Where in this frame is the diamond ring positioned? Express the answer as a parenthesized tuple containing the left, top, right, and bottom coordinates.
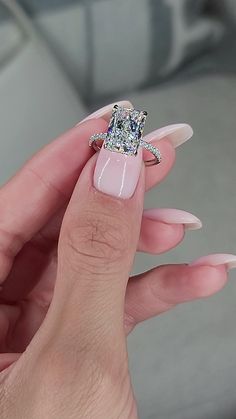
(89, 105, 161, 166)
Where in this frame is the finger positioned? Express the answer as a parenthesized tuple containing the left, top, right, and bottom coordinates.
(124, 263, 229, 333)
(45, 142, 145, 357)
(0, 205, 67, 302)
(139, 220, 185, 254)
(0, 205, 201, 304)
(0, 119, 106, 244)
(0, 259, 232, 361)
(0, 100, 132, 255)
(0, 205, 201, 303)
(0, 353, 20, 372)
(0, 119, 107, 282)
(138, 208, 202, 254)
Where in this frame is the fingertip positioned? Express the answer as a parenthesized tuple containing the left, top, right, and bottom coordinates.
(139, 219, 185, 254)
(187, 264, 228, 298)
(78, 100, 134, 124)
(74, 117, 108, 135)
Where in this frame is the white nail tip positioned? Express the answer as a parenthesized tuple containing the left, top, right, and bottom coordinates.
(144, 123, 193, 149)
(143, 209, 202, 230)
(184, 221, 203, 231)
(171, 124, 193, 148)
(190, 254, 236, 270)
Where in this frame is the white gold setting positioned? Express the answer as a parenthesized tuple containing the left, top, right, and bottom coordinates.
(89, 105, 161, 166)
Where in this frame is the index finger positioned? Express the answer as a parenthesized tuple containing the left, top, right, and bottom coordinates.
(0, 119, 106, 252)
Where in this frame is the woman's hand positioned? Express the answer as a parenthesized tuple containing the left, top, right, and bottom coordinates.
(0, 101, 235, 418)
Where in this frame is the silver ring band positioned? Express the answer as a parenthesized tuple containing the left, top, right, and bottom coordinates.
(89, 133, 161, 166)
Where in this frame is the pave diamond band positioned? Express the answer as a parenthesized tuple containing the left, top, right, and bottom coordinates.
(140, 139, 162, 166)
(89, 133, 107, 149)
(89, 133, 161, 166)
(89, 105, 161, 166)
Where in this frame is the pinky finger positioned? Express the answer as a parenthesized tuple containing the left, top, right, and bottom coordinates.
(124, 263, 229, 334)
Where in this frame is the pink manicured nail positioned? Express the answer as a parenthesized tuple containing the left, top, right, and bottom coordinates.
(79, 100, 133, 124)
(144, 208, 202, 230)
(144, 123, 193, 148)
(94, 148, 142, 199)
(190, 254, 236, 271)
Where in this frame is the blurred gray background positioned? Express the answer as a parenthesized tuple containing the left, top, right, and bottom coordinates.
(0, 1, 236, 418)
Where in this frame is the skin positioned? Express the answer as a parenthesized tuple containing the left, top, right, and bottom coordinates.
(0, 118, 228, 418)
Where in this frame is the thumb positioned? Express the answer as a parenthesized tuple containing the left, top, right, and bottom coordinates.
(8, 123, 146, 419)
(50, 132, 145, 350)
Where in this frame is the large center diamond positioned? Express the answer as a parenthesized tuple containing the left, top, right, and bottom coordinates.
(104, 105, 147, 156)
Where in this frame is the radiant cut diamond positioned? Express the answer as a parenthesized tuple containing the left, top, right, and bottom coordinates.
(104, 105, 147, 156)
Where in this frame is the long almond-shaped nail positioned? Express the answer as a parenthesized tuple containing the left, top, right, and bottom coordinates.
(79, 100, 133, 124)
(94, 148, 142, 199)
(144, 123, 193, 148)
(190, 254, 236, 271)
(144, 208, 202, 230)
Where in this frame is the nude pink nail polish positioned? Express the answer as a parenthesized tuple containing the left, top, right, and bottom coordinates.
(94, 148, 142, 199)
(144, 123, 193, 148)
(143, 208, 202, 230)
(79, 100, 133, 124)
(190, 254, 236, 271)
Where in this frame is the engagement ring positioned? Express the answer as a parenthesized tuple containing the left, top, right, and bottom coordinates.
(89, 105, 161, 166)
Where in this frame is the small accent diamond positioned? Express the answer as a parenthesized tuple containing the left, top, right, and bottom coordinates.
(89, 133, 107, 146)
(140, 140, 161, 164)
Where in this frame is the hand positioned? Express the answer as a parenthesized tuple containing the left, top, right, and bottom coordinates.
(0, 102, 235, 418)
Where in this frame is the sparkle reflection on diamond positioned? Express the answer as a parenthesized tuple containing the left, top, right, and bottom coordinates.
(104, 105, 147, 156)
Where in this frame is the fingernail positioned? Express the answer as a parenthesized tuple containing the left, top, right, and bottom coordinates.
(78, 100, 133, 125)
(190, 254, 236, 271)
(94, 148, 142, 199)
(144, 123, 193, 148)
(143, 208, 202, 231)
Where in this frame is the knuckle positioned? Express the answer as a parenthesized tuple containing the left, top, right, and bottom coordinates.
(63, 211, 131, 272)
